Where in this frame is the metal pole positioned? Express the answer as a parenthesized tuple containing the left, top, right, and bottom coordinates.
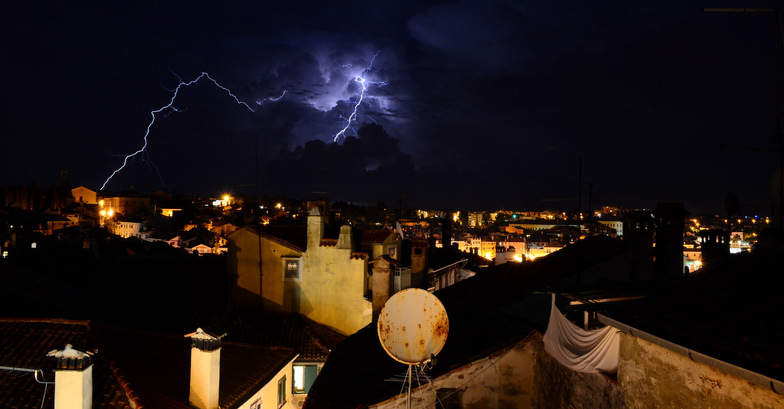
(255, 132, 263, 304)
(407, 364, 412, 409)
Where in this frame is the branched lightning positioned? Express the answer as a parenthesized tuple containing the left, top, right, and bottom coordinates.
(101, 72, 281, 190)
(333, 51, 387, 142)
(257, 90, 287, 106)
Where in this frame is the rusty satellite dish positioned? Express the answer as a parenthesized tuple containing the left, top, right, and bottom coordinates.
(377, 288, 449, 365)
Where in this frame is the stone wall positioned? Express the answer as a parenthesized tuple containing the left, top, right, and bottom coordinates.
(532, 329, 784, 409)
(618, 334, 784, 409)
(532, 331, 622, 409)
(373, 337, 536, 409)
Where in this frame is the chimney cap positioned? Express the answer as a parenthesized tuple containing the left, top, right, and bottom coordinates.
(370, 254, 399, 265)
(47, 344, 93, 369)
(185, 328, 226, 351)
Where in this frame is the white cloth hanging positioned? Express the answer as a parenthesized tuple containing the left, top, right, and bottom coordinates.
(543, 295, 620, 373)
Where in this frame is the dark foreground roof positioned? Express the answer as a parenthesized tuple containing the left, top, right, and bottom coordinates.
(92, 324, 296, 409)
(304, 236, 628, 409)
(228, 302, 347, 362)
(603, 231, 784, 382)
(0, 319, 297, 409)
(0, 319, 131, 409)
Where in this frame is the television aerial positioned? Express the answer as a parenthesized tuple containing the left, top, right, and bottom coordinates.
(377, 288, 449, 408)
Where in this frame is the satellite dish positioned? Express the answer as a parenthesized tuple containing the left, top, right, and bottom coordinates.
(377, 288, 449, 365)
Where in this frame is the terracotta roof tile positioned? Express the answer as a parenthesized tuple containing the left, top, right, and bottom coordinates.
(320, 238, 337, 247)
(92, 323, 297, 409)
(1, 319, 296, 409)
(358, 229, 395, 245)
(0, 319, 132, 409)
(231, 311, 345, 362)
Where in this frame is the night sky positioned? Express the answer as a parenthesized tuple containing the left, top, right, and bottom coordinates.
(2, 1, 783, 214)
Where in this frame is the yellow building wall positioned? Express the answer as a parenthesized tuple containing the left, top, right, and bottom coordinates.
(301, 245, 371, 335)
(71, 186, 97, 204)
(228, 228, 303, 309)
(235, 360, 295, 409)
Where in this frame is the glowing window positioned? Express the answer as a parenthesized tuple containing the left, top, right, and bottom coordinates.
(293, 365, 318, 394)
(283, 257, 302, 281)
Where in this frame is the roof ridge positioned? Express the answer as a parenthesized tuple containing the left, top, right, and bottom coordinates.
(0, 317, 90, 325)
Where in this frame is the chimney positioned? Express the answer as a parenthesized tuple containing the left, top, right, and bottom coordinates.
(47, 344, 93, 409)
(307, 207, 324, 251)
(653, 203, 688, 279)
(371, 255, 398, 321)
(336, 225, 353, 250)
(410, 239, 428, 288)
(186, 328, 222, 409)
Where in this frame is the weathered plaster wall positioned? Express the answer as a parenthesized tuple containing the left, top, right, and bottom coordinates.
(301, 245, 371, 335)
(373, 338, 536, 409)
(532, 329, 784, 409)
(618, 333, 784, 409)
(533, 331, 622, 409)
(229, 228, 300, 308)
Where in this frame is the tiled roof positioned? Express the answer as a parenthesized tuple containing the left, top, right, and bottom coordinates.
(246, 225, 307, 252)
(358, 229, 395, 244)
(351, 252, 368, 260)
(0, 319, 297, 409)
(0, 319, 132, 409)
(92, 324, 297, 409)
(230, 310, 346, 362)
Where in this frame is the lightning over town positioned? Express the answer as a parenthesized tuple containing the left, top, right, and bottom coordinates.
(100, 71, 264, 190)
(2, 2, 784, 409)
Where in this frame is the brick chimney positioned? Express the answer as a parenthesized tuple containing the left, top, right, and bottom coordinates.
(410, 239, 428, 288)
(371, 255, 398, 321)
(47, 344, 93, 409)
(186, 328, 222, 409)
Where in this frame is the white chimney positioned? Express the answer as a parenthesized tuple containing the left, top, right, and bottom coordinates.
(48, 344, 93, 409)
(336, 225, 353, 250)
(307, 207, 324, 251)
(186, 328, 222, 409)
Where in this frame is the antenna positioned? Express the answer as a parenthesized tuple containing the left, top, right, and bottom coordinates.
(377, 288, 449, 408)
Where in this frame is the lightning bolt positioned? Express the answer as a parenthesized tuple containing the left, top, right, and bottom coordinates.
(332, 51, 388, 142)
(100, 72, 279, 190)
(257, 90, 287, 106)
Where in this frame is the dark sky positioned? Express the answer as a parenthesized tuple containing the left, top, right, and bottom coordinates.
(2, 1, 783, 214)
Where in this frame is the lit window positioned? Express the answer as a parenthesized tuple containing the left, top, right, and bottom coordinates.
(283, 257, 302, 281)
(293, 365, 318, 394)
(277, 376, 287, 407)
